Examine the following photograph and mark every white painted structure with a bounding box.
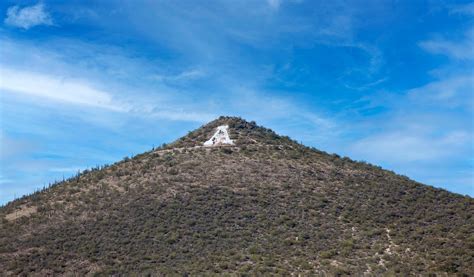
[203,125,234,146]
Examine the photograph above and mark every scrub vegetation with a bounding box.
[1,117,473,275]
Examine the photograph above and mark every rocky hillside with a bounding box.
[1,117,473,275]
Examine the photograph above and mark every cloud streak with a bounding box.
[408,75,474,108]
[0,67,126,111]
[0,66,218,123]
[419,28,474,60]
[350,130,470,163]
[4,3,53,29]
[267,0,282,10]
[449,3,474,16]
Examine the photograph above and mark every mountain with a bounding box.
[1,116,473,275]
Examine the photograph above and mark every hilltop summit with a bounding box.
[1,117,473,275]
[168,116,291,149]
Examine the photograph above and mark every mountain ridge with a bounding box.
[1,116,473,275]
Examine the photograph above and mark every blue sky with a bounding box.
[0,0,473,204]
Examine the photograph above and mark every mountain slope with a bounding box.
[1,117,473,275]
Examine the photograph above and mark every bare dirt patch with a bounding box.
[5,205,37,221]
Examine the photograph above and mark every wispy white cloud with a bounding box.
[449,3,474,16]
[350,130,470,163]
[0,66,216,123]
[344,77,388,91]
[0,67,126,111]
[0,38,217,123]
[347,71,474,164]
[147,109,215,123]
[4,3,53,29]
[347,11,474,176]
[419,28,474,60]
[267,0,282,10]
[151,68,207,82]
[408,75,474,108]
[1,33,339,127]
